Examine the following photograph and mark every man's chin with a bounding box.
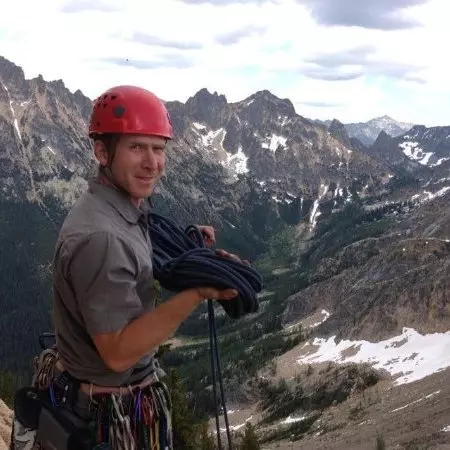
[132,185,155,200]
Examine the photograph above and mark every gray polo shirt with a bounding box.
[52,178,158,386]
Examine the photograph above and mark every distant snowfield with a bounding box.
[297,327,450,385]
[262,134,287,152]
[399,139,450,167]
[286,309,331,331]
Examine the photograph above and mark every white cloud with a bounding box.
[0,0,449,126]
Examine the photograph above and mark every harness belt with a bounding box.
[54,360,162,396]
[15,346,173,450]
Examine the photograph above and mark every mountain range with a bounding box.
[0,54,449,449]
[319,115,415,146]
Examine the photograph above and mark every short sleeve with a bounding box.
[68,232,143,336]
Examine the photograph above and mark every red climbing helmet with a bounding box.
[88,85,173,139]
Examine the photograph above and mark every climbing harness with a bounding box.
[12,338,173,450]
[148,213,263,449]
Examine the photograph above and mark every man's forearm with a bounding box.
[111,288,203,372]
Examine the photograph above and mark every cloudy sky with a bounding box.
[1,0,449,126]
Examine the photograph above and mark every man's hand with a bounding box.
[198,225,216,247]
[196,286,238,301]
[197,225,250,265]
[215,249,251,266]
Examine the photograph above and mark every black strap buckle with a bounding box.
[39,332,56,350]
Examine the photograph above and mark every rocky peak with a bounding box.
[369,114,392,124]
[373,130,393,146]
[343,115,415,146]
[0,56,25,86]
[328,119,351,147]
[73,89,93,121]
[30,74,47,95]
[404,124,450,143]
[49,79,68,95]
[0,57,28,98]
[403,125,426,139]
[238,90,296,126]
[185,88,228,129]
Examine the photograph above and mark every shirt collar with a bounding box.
[88,177,150,225]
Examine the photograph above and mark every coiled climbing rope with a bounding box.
[147,212,263,449]
[148,212,263,319]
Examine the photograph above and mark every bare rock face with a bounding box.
[328,119,351,148]
[0,399,12,450]
[283,190,450,341]
[0,56,92,206]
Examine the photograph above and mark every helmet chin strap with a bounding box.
[98,164,128,197]
[97,138,128,195]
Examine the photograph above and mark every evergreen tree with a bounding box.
[196,421,216,450]
[0,371,18,408]
[239,422,260,450]
[167,368,198,449]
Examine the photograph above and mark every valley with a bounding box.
[0,54,449,448]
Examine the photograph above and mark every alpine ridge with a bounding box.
[1,55,449,449]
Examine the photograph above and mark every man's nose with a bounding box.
[142,149,158,169]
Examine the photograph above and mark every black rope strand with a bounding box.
[147,212,263,449]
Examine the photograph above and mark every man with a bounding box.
[48,85,239,448]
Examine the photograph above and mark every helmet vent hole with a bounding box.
[113,105,125,118]
[103,103,107,108]
[111,95,117,100]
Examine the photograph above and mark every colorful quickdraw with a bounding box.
[88,382,172,450]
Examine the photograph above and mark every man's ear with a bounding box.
[93,140,109,167]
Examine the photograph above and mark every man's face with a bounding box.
[100,134,167,204]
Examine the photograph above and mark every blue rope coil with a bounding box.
[148,212,263,319]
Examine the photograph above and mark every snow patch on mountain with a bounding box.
[285,309,331,331]
[193,122,206,131]
[411,186,450,202]
[262,134,287,153]
[1,81,22,142]
[310,184,329,231]
[278,115,290,127]
[434,157,450,165]
[192,125,227,151]
[223,145,249,176]
[281,414,308,425]
[297,327,450,386]
[390,390,440,413]
[399,141,434,166]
